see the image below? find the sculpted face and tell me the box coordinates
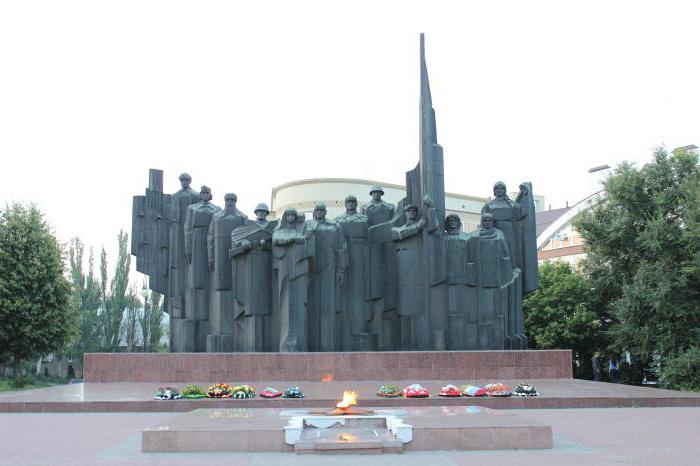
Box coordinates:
[446,215,460,231]
[254,209,268,221]
[314,207,327,221]
[224,197,236,209]
[200,187,212,202]
[285,211,297,224]
[493,182,507,199]
[406,208,418,221]
[482,215,494,229]
[180,175,192,189]
[371,191,382,202]
[346,199,357,212]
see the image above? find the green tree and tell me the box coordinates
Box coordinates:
[576,147,700,385]
[140,290,165,352]
[99,230,132,351]
[0,203,73,380]
[67,232,144,358]
[524,261,607,378]
[122,286,140,352]
[658,346,700,392]
[66,238,102,363]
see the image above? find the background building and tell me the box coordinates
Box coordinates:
[536,192,602,267]
[536,145,697,268]
[271,178,545,232]
[39,353,81,379]
[535,161,616,267]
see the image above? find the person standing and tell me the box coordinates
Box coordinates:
[592,352,603,382]
[609,354,619,383]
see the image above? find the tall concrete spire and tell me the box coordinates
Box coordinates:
[418,32,445,229]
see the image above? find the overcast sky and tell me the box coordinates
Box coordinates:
[1,1,699,276]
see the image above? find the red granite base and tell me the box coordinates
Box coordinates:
[83,350,573,383]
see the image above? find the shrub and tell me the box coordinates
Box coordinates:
[659,347,700,392]
[11,373,33,389]
[617,361,643,385]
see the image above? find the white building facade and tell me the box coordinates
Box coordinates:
[271,178,544,232]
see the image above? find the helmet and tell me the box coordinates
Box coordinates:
[254,203,270,214]
[369,185,385,195]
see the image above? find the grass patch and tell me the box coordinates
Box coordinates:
[0,377,54,392]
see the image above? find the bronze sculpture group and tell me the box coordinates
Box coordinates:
[131,34,539,353]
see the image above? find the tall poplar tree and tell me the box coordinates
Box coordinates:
[67,238,102,361]
[99,230,132,351]
[140,290,165,352]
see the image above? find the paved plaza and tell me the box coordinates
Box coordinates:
[1,407,698,465]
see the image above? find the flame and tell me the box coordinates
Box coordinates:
[321,373,334,382]
[337,433,357,442]
[336,390,358,408]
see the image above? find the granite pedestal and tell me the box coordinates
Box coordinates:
[142,406,553,453]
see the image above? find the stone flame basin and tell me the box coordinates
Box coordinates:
[285,413,412,453]
[142,406,553,454]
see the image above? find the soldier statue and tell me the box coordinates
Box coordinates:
[363,185,399,350]
[464,212,522,349]
[167,173,201,351]
[230,203,278,352]
[481,181,539,300]
[335,195,371,351]
[205,193,247,352]
[444,214,475,349]
[392,200,429,349]
[272,208,313,352]
[183,185,220,351]
[307,202,347,351]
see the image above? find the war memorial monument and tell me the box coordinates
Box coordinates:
[112,34,564,453]
[131,34,539,355]
[4,34,699,457]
